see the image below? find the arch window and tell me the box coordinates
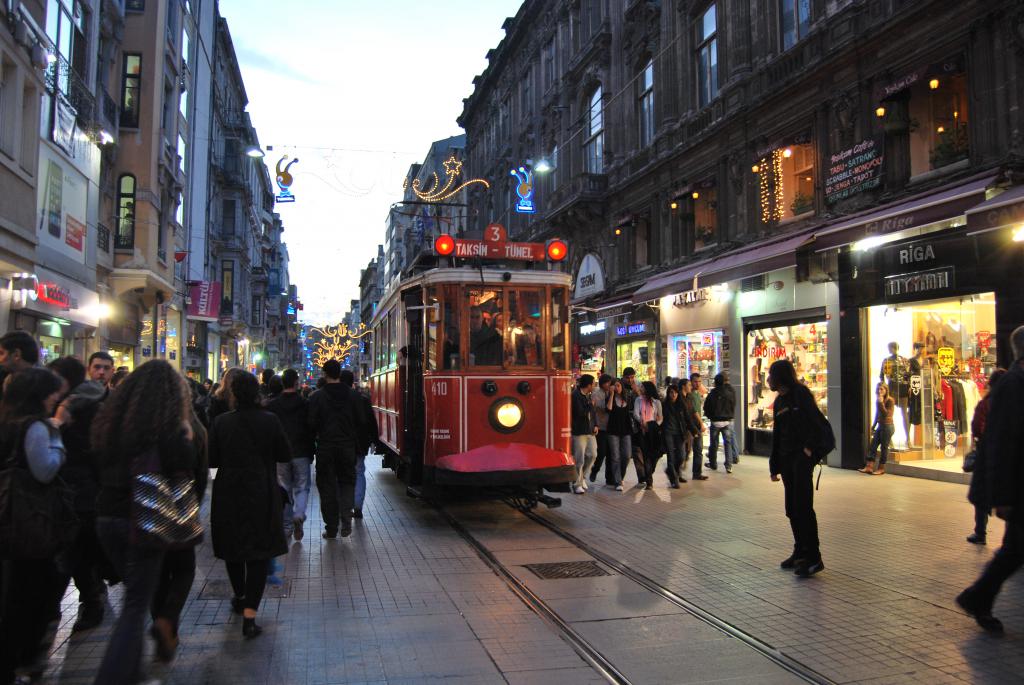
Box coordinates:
[584,86,604,174]
[116,174,136,250]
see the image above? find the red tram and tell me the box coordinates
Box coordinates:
[367,234,575,505]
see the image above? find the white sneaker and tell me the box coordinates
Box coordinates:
[615,484,623,491]
[573,485,585,494]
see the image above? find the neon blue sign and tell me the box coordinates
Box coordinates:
[510,166,536,214]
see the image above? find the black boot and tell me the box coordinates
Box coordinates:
[242,617,263,638]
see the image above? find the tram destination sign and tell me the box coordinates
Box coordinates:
[451,239,546,261]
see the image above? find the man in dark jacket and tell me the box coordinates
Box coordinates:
[958,325,1024,633]
[704,373,739,473]
[266,368,314,541]
[341,369,378,520]
[0,330,38,387]
[308,360,364,538]
[571,374,598,494]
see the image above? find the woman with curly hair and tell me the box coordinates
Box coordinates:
[209,371,291,638]
[0,368,67,685]
[91,360,200,684]
[208,367,245,424]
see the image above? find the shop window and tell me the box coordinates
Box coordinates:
[695,3,718,108]
[668,330,725,382]
[780,0,811,51]
[638,59,654,148]
[693,185,717,250]
[551,287,568,370]
[755,143,815,223]
[865,294,995,466]
[505,289,543,367]
[908,72,969,176]
[584,86,604,174]
[116,174,136,250]
[466,289,503,367]
[633,219,649,268]
[616,338,656,383]
[746,321,828,432]
[120,54,141,128]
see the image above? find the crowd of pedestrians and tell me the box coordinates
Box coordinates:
[0,330,377,684]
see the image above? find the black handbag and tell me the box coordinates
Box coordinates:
[0,423,78,560]
[131,445,203,549]
[962,448,978,473]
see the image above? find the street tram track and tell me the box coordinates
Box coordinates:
[521,508,837,685]
[434,503,634,685]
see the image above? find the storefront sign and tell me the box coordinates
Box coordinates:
[615,321,650,337]
[825,138,883,204]
[579,321,606,336]
[574,253,605,299]
[672,288,711,307]
[873,56,965,101]
[884,266,954,298]
[966,198,1024,232]
[275,156,297,203]
[35,281,72,308]
[187,281,223,322]
[750,342,788,359]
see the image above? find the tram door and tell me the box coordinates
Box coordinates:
[402,288,426,484]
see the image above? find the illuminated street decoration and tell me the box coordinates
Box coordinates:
[310,322,371,368]
[403,155,490,202]
[276,155,298,203]
[510,166,535,213]
[757,149,785,223]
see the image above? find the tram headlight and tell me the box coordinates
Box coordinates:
[490,397,524,433]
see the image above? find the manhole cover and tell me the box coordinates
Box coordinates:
[199,578,292,600]
[523,561,610,579]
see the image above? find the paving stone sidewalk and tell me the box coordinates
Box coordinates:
[537,454,1024,685]
[41,466,602,685]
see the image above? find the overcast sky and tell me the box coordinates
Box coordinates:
[219,0,524,325]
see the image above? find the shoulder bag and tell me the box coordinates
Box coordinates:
[131,444,203,549]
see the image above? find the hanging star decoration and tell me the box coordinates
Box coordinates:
[310,323,372,368]
[403,154,490,202]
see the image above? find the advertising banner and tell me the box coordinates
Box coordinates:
[37,146,88,264]
[187,281,223,322]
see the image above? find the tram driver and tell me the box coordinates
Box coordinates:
[469,305,503,366]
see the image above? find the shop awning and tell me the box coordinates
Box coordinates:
[631,230,814,303]
[813,174,997,251]
[965,184,1024,235]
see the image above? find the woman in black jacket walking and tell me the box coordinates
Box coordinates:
[209,372,291,638]
[91,360,199,684]
[768,359,827,578]
[661,385,693,488]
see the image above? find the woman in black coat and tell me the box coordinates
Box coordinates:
[209,372,291,638]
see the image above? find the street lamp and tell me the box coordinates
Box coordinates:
[534,158,553,174]
[245,145,265,158]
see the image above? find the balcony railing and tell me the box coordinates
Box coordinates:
[100,89,119,132]
[46,55,95,128]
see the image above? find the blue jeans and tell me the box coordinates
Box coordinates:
[278,457,312,536]
[869,424,895,465]
[355,454,366,509]
[707,423,738,468]
[95,517,166,685]
[605,434,631,486]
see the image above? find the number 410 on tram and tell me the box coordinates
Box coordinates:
[367,233,576,507]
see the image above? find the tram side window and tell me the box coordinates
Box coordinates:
[467,289,503,367]
[442,285,461,370]
[426,287,439,371]
[388,308,398,366]
[506,289,543,367]
[551,287,568,370]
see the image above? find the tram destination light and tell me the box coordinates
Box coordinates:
[435,234,455,256]
[546,239,568,261]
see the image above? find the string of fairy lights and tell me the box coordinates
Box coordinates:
[754,148,787,224]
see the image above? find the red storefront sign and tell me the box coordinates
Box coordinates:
[187,281,222,321]
[36,281,71,308]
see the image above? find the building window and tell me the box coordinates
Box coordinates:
[178,133,186,173]
[633,219,649,268]
[221,260,234,312]
[755,143,815,222]
[584,0,605,39]
[520,68,532,118]
[116,174,136,250]
[222,198,235,235]
[696,3,718,108]
[162,79,175,134]
[45,0,86,94]
[120,54,141,128]
[780,0,811,50]
[693,184,718,250]
[20,83,38,174]
[638,59,655,148]
[550,144,559,189]
[542,38,555,90]
[584,86,604,174]
[251,296,261,326]
[181,26,191,69]
[908,71,969,176]
[157,207,167,261]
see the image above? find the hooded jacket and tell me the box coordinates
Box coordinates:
[307,383,360,450]
[265,391,314,459]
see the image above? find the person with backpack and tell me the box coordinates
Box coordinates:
[767,359,832,578]
[0,368,68,685]
[704,373,738,473]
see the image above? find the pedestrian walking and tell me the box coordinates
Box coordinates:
[257,368,276,404]
[340,370,377,519]
[570,374,598,494]
[957,326,1024,633]
[308,360,363,538]
[90,360,200,684]
[704,373,738,473]
[208,367,246,424]
[661,384,689,488]
[48,357,109,633]
[0,368,68,685]
[588,374,614,485]
[209,371,291,638]
[768,359,830,578]
[604,380,631,491]
[860,383,895,475]
[965,368,1007,545]
[633,381,663,490]
[688,374,709,480]
[149,411,207,662]
[265,368,314,540]
[86,351,114,387]
[619,368,646,484]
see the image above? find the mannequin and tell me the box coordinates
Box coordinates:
[880,342,911,446]
[907,342,925,448]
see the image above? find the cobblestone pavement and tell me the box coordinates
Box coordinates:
[529,454,1024,685]
[37,454,1024,684]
